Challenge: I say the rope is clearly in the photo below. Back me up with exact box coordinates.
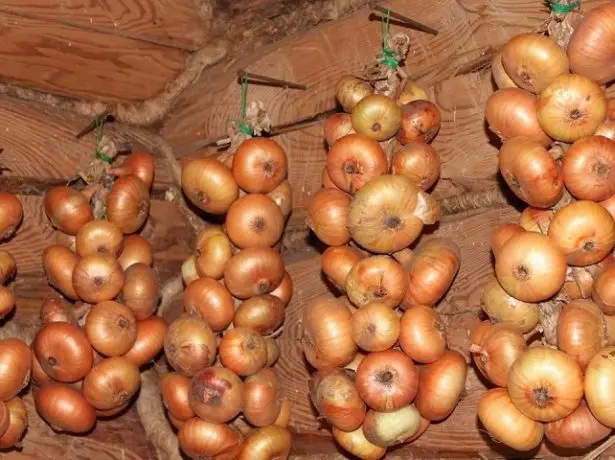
[94,116,113,164]
[237,75,254,136]
[550,0,581,14]
[380,9,399,70]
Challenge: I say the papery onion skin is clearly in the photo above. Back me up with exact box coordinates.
[267,180,293,220]
[545,400,610,448]
[0,397,27,449]
[346,255,407,308]
[232,137,288,194]
[478,388,544,451]
[106,175,150,234]
[82,357,141,410]
[189,366,244,423]
[164,315,216,377]
[585,345,615,427]
[351,302,400,352]
[306,188,351,246]
[181,158,239,215]
[178,417,243,460]
[34,383,96,433]
[324,113,355,147]
[485,88,551,146]
[362,404,421,447]
[399,305,447,364]
[183,277,234,332]
[558,300,606,371]
[481,279,539,333]
[351,94,402,142]
[391,141,441,191]
[508,347,584,422]
[519,206,554,234]
[396,100,441,145]
[123,316,167,367]
[321,245,363,292]
[237,425,291,460]
[0,339,31,401]
[332,426,386,460]
[336,76,373,113]
[269,270,293,307]
[44,187,91,235]
[563,136,615,201]
[223,247,284,300]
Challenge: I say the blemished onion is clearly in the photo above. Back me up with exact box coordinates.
[0,287,14,319]
[306,188,351,246]
[548,200,615,266]
[0,251,16,284]
[72,254,125,304]
[593,264,615,315]
[238,425,291,460]
[326,134,388,193]
[267,180,293,220]
[495,232,566,302]
[0,339,31,401]
[346,255,407,308]
[321,245,363,292]
[244,368,282,427]
[106,175,150,234]
[485,88,551,146]
[351,302,400,352]
[519,206,554,234]
[85,300,137,357]
[117,234,153,270]
[34,383,96,433]
[537,74,607,143]
[397,84,428,105]
[39,298,78,326]
[585,345,615,427]
[0,192,22,241]
[75,220,124,258]
[182,255,200,286]
[332,426,386,460]
[265,338,280,367]
[391,141,441,191]
[178,418,243,459]
[181,158,239,215]
[402,238,461,309]
[0,397,27,449]
[362,404,422,447]
[348,175,439,254]
[161,372,194,421]
[501,33,569,93]
[545,400,611,448]
[478,388,544,451]
[309,368,365,431]
[507,347,583,422]
[301,296,357,369]
[189,366,244,423]
[232,138,288,194]
[558,300,606,371]
[321,166,339,189]
[183,277,234,332]
[219,327,267,377]
[355,350,418,412]
[470,324,527,387]
[567,3,615,84]
[396,100,441,145]
[223,247,284,299]
[399,305,447,364]
[226,194,284,249]
[82,357,141,410]
[34,322,91,383]
[43,244,79,300]
[234,295,285,335]
[491,52,518,89]
[269,270,293,307]
[44,187,92,235]
[595,98,615,140]
[324,113,355,146]
[498,137,563,208]
[481,279,539,333]
[120,263,160,320]
[351,94,402,142]
[563,136,615,201]
[491,223,525,258]
[123,316,167,367]
[164,315,216,377]
[109,151,155,188]
[336,75,373,112]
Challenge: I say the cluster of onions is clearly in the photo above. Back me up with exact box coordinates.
[0,192,23,320]
[33,150,164,434]
[173,137,293,458]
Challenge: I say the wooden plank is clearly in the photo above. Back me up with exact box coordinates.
[0,0,206,50]
[0,12,185,102]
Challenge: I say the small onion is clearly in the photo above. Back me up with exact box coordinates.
[0,287,15,319]
[391,141,441,191]
[189,366,244,423]
[161,372,194,421]
[519,206,554,234]
[232,137,288,194]
[563,136,615,201]
[106,175,150,234]
[324,113,355,146]
[351,94,402,142]
[0,339,31,401]
[0,397,27,449]
[85,300,137,357]
[558,300,606,371]
[362,404,422,447]
[109,151,155,188]
[396,100,441,145]
[336,76,372,112]
[72,254,125,304]
[321,245,363,292]
[82,357,141,410]
[178,418,243,460]
[39,298,78,326]
[237,425,291,460]
[182,255,200,286]
[44,187,91,235]
[397,84,428,105]
[219,327,267,377]
[346,255,407,308]
[545,400,611,449]
[164,315,216,376]
[181,158,239,215]
[491,52,518,89]
[0,192,22,241]
[226,193,284,248]
[120,263,160,320]
[117,234,153,270]
[184,278,234,333]
[595,98,615,140]
[332,426,386,460]
[481,279,539,333]
[223,247,284,299]
[399,305,447,364]
[244,368,282,427]
[306,188,351,246]
[34,383,96,433]
[0,251,16,284]
[492,223,525,258]
[43,244,79,300]
[233,295,285,335]
[75,220,123,258]
[265,338,280,367]
[123,316,167,367]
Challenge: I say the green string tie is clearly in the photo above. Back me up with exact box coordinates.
[237,74,254,136]
[550,0,581,13]
[380,8,399,70]
[94,116,112,164]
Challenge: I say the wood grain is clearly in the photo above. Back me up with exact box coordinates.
[0,0,206,50]
[0,12,185,102]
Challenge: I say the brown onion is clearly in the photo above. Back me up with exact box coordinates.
[44,187,91,235]
[161,372,194,421]
[43,244,79,300]
[267,180,292,220]
[244,368,282,427]
[39,298,78,326]
[332,426,386,460]
[75,220,123,257]
[178,418,243,459]
[321,166,339,189]
[226,194,284,249]
[595,98,615,140]
[82,357,141,410]
[346,255,407,308]
[232,138,288,194]
[120,263,159,320]
[491,52,518,89]
[181,158,239,214]
[0,401,8,438]
[0,287,14,319]
[123,316,167,367]
[189,366,244,423]
[362,404,422,447]
[593,264,615,314]
[336,76,372,112]
[0,251,16,284]
[274,398,292,427]
[492,223,526,258]
[585,345,615,427]
[397,84,428,105]
[34,322,91,383]
[269,270,293,307]
[106,175,150,234]
[351,94,401,142]
[234,295,285,335]
[397,100,441,144]
[265,338,280,367]
[545,399,611,448]
[563,136,615,201]
[34,383,96,433]
[321,245,363,292]
[519,206,554,234]
[0,339,31,401]
[117,234,153,270]
[182,255,200,286]
[481,279,539,333]
[351,302,400,352]
[391,141,441,191]
[183,277,234,332]
[399,305,446,364]
[238,425,291,460]
[219,327,267,377]
[557,300,606,371]
[0,397,27,449]
[72,254,125,303]
[85,300,137,357]
[324,113,355,146]
[306,188,351,246]
[223,247,284,299]
[0,192,22,241]
[164,315,216,377]
[109,151,155,188]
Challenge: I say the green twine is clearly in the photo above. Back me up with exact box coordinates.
[550,0,581,13]
[94,116,112,164]
[380,8,399,70]
[237,74,254,136]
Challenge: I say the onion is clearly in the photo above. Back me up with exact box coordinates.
[481,279,539,333]
[326,134,388,193]
[164,315,216,376]
[219,327,267,377]
[274,397,292,427]
[593,264,615,315]
[34,322,91,383]
[346,255,407,308]
[120,263,160,320]
[402,238,461,309]
[233,295,285,335]
[44,187,91,235]
[391,141,441,191]
[0,251,16,284]
[351,94,401,142]
[563,136,615,201]
[478,388,544,451]
[549,200,615,266]
[244,368,282,427]
[189,366,244,423]
[567,3,615,84]
[161,372,194,421]
[537,74,607,142]
[324,113,355,146]
[82,357,141,410]
[0,287,14,319]
[0,401,8,438]
[194,231,231,279]
[181,158,239,214]
[492,223,525,258]
[306,188,351,246]
[34,383,96,433]
[109,151,155,188]
[498,137,563,208]
[75,220,123,258]
[558,300,606,371]
[106,175,150,234]
[397,84,428,105]
[332,426,386,460]
[0,339,31,401]
[519,206,554,234]
[183,277,234,332]
[501,33,569,93]
[39,298,78,326]
[265,338,280,367]
[362,404,421,447]
[508,347,583,421]
[178,418,243,459]
[336,76,372,112]
[321,167,339,189]
[491,52,518,89]
[85,300,137,357]
[72,254,125,303]
[355,349,418,412]
[267,180,293,220]
[399,305,446,363]
[223,247,284,299]
[269,270,293,307]
[469,320,493,347]
[182,255,200,286]
[585,345,615,427]
[545,400,611,448]
[495,232,566,302]
[232,138,288,193]
[351,302,400,352]
[396,100,441,145]
[43,244,79,300]
[0,397,27,449]
[117,234,153,270]
[595,98,615,140]
[123,316,167,367]
[0,192,22,241]
[321,245,363,292]
[301,296,357,369]
[238,425,291,460]
[95,400,130,418]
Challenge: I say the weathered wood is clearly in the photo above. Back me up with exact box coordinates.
[0,12,185,102]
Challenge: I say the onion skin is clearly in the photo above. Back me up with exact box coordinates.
[332,426,386,460]
[178,418,243,460]
[34,383,96,433]
[336,76,372,113]
[321,245,363,292]
[481,279,539,333]
[44,187,92,235]
[123,316,167,367]
[238,425,291,460]
[351,94,402,142]
[0,339,31,401]
[324,113,355,146]
[558,300,606,371]
[563,136,615,201]
[545,400,610,448]
[362,404,421,447]
[231,138,288,194]
[391,141,441,191]
[346,255,407,308]
[485,88,551,146]
[478,388,544,451]
[181,158,239,215]
[306,188,351,246]
[164,315,216,377]
[269,270,293,307]
[267,180,293,220]
[519,206,554,234]
[396,100,441,145]
[585,346,615,427]
[0,397,27,449]
[82,357,141,410]
[399,305,447,364]
[223,247,284,300]
[189,366,244,424]
[106,175,150,234]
